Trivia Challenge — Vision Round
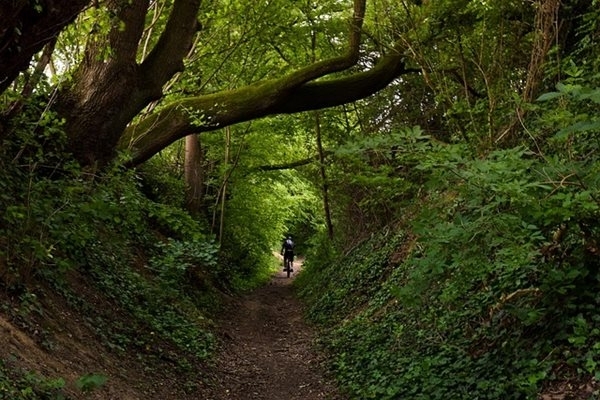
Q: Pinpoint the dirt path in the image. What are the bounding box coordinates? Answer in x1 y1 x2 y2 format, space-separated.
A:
202 261 344 400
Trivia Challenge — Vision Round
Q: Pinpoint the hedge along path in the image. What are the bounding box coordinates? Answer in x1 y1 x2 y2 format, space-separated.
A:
202 259 344 400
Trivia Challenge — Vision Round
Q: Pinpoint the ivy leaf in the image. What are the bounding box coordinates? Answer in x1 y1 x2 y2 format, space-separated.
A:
536 91 562 102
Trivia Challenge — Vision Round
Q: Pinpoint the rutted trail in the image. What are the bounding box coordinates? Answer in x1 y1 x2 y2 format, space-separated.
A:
202 263 344 400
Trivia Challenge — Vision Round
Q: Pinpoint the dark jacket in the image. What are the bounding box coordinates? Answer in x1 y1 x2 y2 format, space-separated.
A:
281 238 294 258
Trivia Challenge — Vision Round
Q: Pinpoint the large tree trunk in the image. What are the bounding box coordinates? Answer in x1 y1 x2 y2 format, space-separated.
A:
55 0 201 167
43 0 408 168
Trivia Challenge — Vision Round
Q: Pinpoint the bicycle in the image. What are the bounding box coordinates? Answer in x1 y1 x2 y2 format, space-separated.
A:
283 255 293 278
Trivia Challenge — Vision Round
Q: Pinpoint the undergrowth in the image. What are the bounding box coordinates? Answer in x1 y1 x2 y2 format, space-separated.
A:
0 358 108 399
0 161 220 395
0 105 226 396
297 138 600 399
0 358 67 399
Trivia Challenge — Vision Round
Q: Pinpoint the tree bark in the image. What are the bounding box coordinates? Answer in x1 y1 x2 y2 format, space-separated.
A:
522 0 560 103
0 0 89 94
62 0 407 168
55 0 201 167
121 46 408 166
495 0 559 143
184 134 206 216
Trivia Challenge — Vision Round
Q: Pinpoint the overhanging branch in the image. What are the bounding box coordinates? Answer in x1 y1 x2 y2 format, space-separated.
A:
120 1 412 167
255 151 332 172
141 0 202 86
121 43 410 166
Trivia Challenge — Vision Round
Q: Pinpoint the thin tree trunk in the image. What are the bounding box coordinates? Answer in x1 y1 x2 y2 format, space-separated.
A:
219 126 231 246
184 134 205 217
212 126 232 245
211 127 246 246
4 38 58 128
310 21 334 240
522 0 560 103
314 112 334 240
496 0 559 143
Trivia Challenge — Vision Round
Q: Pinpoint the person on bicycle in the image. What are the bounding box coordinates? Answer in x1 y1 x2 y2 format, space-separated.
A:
281 236 295 272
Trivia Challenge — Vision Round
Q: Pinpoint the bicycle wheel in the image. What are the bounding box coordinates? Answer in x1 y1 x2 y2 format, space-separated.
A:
286 259 291 278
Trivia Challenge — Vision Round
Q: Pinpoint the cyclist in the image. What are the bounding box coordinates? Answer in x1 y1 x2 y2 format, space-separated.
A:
280 236 294 272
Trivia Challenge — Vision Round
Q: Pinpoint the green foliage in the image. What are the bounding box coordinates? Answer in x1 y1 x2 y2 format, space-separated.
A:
180 0 350 94
331 125 433 229
298 131 600 398
381 0 536 149
147 203 210 240
297 228 404 325
74 374 106 393
3 1 600 399
0 113 220 376
0 359 66 400
137 154 187 207
149 238 218 296
201 117 322 290
82 231 217 361
0 161 148 285
537 77 600 142
0 363 105 399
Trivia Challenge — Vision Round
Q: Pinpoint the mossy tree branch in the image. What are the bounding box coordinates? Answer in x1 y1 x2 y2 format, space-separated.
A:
122 39 409 166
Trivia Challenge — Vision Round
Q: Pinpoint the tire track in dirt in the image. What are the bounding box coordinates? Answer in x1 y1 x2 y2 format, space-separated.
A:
202 262 344 400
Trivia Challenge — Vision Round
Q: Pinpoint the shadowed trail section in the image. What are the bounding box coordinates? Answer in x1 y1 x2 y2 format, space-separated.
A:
200 261 344 400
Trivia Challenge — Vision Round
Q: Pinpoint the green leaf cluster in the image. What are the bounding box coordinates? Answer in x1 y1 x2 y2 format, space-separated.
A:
0 359 66 400
0 115 223 378
298 136 600 398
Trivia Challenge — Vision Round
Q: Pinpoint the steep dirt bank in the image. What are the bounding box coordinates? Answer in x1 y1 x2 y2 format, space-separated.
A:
0 272 209 399
0 260 343 399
